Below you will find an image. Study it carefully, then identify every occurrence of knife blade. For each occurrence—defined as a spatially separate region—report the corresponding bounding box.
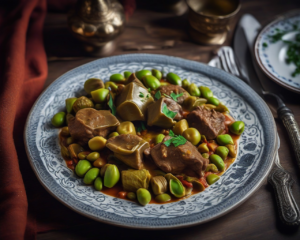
[234,14,300,226]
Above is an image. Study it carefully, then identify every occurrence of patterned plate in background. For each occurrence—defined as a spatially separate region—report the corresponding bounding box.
[24,54,277,229]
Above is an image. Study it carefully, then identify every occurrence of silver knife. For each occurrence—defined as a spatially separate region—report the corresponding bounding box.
[234,14,300,226]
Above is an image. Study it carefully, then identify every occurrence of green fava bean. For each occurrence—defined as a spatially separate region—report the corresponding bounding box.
[217,134,234,146]
[61,126,70,137]
[84,78,104,94]
[87,152,100,161]
[207,97,220,106]
[182,128,201,145]
[127,192,136,200]
[91,88,110,103]
[83,168,100,185]
[152,69,162,80]
[135,70,152,80]
[198,143,209,153]
[110,73,125,83]
[166,72,181,85]
[199,86,213,99]
[78,152,88,160]
[202,153,209,159]
[226,144,237,158]
[104,164,120,188]
[205,164,218,173]
[75,160,92,177]
[188,83,201,97]
[137,188,151,206]
[209,154,225,171]
[142,75,161,90]
[65,98,77,113]
[94,177,103,191]
[108,132,119,138]
[51,112,66,127]
[206,174,220,185]
[124,71,132,79]
[155,193,171,203]
[104,81,118,92]
[155,134,165,144]
[182,79,190,89]
[215,146,229,160]
[229,121,245,135]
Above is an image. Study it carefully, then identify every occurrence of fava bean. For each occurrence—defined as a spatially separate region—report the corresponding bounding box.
[135,70,152,80]
[73,96,94,113]
[78,151,89,160]
[226,144,237,158]
[229,121,245,135]
[136,188,151,206]
[205,164,218,173]
[173,119,189,135]
[127,192,136,200]
[202,153,209,159]
[93,157,106,168]
[88,136,107,151]
[209,154,225,171]
[142,75,161,90]
[87,152,100,161]
[94,177,103,191]
[75,160,92,177]
[198,143,209,153]
[108,132,119,138]
[83,168,100,184]
[199,86,213,99]
[117,121,136,135]
[51,112,66,127]
[216,134,234,146]
[151,69,162,80]
[215,146,229,160]
[155,193,171,203]
[61,126,70,137]
[188,83,201,97]
[182,79,190,89]
[104,164,120,188]
[91,88,109,103]
[65,98,77,113]
[182,128,201,145]
[207,97,220,106]
[124,71,132,79]
[66,137,74,145]
[166,72,181,85]
[206,174,220,185]
[110,73,125,83]
[155,134,165,144]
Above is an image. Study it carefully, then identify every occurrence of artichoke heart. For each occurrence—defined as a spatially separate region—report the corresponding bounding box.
[106,134,150,170]
[165,173,185,198]
[115,76,154,121]
[147,98,177,128]
[122,169,151,192]
[151,176,168,195]
[184,176,205,192]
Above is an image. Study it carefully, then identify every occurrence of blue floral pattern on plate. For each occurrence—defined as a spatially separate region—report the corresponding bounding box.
[24,54,277,229]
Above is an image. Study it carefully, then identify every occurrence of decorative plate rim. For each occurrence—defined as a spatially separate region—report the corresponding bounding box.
[24,53,277,229]
[254,9,300,94]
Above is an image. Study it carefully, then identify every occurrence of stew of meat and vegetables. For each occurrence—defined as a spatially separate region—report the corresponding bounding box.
[51,69,245,206]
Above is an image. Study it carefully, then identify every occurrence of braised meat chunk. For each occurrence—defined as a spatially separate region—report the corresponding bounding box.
[150,136,208,177]
[187,106,225,140]
[106,134,150,170]
[68,108,120,145]
[157,85,189,105]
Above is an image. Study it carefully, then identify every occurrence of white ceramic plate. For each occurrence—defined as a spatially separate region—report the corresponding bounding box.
[255,10,300,94]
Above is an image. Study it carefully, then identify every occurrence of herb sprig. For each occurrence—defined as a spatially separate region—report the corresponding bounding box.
[163,130,187,147]
[154,90,161,100]
[162,104,177,119]
[108,93,116,116]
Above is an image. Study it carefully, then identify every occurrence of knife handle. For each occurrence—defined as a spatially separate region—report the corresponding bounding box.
[268,163,300,226]
[278,107,300,170]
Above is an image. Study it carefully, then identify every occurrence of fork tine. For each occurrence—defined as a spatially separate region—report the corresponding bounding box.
[222,47,240,76]
[218,49,230,73]
[226,47,241,76]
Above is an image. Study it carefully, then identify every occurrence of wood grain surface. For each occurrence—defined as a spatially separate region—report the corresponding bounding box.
[39,0,300,239]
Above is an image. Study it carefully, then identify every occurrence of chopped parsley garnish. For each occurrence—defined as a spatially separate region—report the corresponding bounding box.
[163,130,187,147]
[162,103,177,119]
[139,92,144,98]
[266,25,300,77]
[135,121,147,133]
[108,92,116,116]
[146,94,150,99]
[170,92,183,102]
[154,90,161,100]
[148,88,151,92]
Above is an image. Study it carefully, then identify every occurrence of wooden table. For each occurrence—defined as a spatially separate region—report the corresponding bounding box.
[39,0,300,239]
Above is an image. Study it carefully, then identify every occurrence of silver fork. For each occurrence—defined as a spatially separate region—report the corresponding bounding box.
[208,46,300,226]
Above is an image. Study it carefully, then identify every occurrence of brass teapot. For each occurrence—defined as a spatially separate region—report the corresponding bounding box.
[68,0,125,52]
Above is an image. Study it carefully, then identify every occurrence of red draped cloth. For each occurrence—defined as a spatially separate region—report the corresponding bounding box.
[0,0,135,239]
